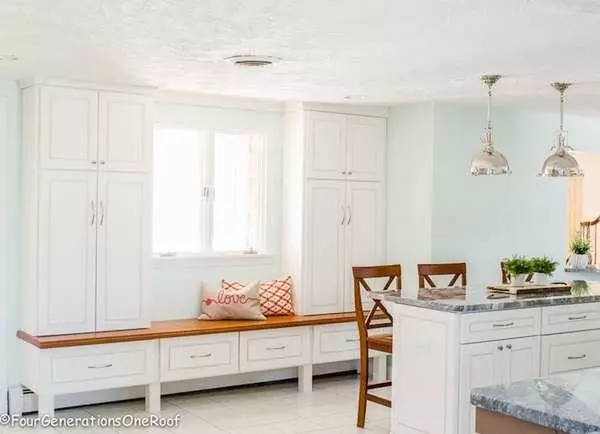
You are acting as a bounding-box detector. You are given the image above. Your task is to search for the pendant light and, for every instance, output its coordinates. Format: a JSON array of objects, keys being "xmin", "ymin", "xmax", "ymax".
[
  {"xmin": 539, "ymin": 83, "xmax": 583, "ymax": 177},
  {"xmin": 470, "ymin": 74, "xmax": 511, "ymax": 176}
]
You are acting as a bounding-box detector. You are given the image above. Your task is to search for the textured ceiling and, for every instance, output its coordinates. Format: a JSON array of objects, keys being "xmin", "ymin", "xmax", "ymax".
[{"xmin": 2, "ymin": 0, "xmax": 600, "ymax": 106}]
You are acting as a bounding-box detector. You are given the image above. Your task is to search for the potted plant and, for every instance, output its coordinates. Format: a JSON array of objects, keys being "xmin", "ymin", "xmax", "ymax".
[
  {"xmin": 503, "ymin": 256, "xmax": 532, "ymax": 286},
  {"xmin": 530, "ymin": 256, "xmax": 558, "ymax": 285},
  {"xmin": 569, "ymin": 237, "xmax": 591, "ymax": 270}
]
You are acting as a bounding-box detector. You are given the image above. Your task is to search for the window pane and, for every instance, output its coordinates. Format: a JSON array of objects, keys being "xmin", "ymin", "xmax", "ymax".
[
  {"xmin": 212, "ymin": 133, "xmax": 264, "ymax": 252},
  {"xmin": 153, "ymin": 127, "xmax": 206, "ymax": 254}
]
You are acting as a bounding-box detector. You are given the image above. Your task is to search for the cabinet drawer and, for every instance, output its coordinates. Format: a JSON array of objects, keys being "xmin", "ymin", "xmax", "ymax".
[
  {"xmin": 160, "ymin": 333, "xmax": 238, "ymax": 382},
  {"xmin": 541, "ymin": 303, "xmax": 600, "ymax": 334},
  {"xmin": 313, "ymin": 323, "xmax": 360, "ymax": 363},
  {"xmin": 240, "ymin": 327, "xmax": 311, "ymax": 372},
  {"xmin": 50, "ymin": 341, "xmax": 157, "ymax": 391},
  {"xmin": 541, "ymin": 330, "xmax": 600, "ymax": 375},
  {"xmin": 461, "ymin": 308, "xmax": 541, "ymax": 344}
]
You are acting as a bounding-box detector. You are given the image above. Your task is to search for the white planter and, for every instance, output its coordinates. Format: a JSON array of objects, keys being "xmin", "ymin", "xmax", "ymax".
[
  {"xmin": 510, "ymin": 274, "xmax": 528, "ymax": 287},
  {"xmin": 532, "ymin": 273, "xmax": 550, "ymax": 285},
  {"xmin": 569, "ymin": 254, "xmax": 589, "ymax": 270}
]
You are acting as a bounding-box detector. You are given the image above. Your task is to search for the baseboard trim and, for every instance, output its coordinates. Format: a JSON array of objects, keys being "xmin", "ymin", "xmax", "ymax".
[{"xmin": 21, "ymin": 360, "xmax": 359, "ymax": 414}]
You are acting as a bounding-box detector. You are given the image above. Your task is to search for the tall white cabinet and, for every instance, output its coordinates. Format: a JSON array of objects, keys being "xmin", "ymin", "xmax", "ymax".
[
  {"xmin": 22, "ymin": 82, "xmax": 153, "ymax": 336},
  {"xmin": 283, "ymin": 104, "xmax": 386, "ymax": 315}
]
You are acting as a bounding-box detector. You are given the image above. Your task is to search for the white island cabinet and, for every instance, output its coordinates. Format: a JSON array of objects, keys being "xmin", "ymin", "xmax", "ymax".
[{"xmin": 387, "ymin": 288, "xmax": 600, "ymax": 434}]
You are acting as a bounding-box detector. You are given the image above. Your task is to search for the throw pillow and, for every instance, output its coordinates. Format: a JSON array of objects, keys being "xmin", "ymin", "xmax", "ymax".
[
  {"xmin": 199, "ymin": 281, "xmax": 266, "ymax": 320},
  {"xmin": 222, "ymin": 276, "xmax": 295, "ymax": 316}
]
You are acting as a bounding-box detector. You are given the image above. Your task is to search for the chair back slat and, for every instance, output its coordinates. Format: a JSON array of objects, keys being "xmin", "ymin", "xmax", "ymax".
[
  {"xmin": 418, "ymin": 263, "xmax": 467, "ymax": 288},
  {"xmin": 352, "ymin": 265, "xmax": 401, "ymax": 340}
]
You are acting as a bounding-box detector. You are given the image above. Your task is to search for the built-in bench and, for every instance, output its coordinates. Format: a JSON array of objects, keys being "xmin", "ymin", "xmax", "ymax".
[{"xmin": 17, "ymin": 313, "xmax": 389, "ymax": 416}]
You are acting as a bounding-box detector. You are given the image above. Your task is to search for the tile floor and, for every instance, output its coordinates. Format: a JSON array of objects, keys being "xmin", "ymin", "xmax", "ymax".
[{"xmin": 4, "ymin": 374, "xmax": 391, "ymax": 434}]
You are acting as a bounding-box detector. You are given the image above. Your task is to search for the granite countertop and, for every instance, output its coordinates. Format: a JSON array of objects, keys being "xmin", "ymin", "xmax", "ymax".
[
  {"xmin": 471, "ymin": 368, "xmax": 600, "ymax": 433},
  {"xmin": 382, "ymin": 281, "xmax": 600, "ymax": 313}
]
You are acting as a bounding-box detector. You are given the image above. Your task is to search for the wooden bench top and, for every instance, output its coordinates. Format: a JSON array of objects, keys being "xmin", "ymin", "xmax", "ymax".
[{"xmin": 17, "ymin": 312, "xmax": 360, "ymax": 349}]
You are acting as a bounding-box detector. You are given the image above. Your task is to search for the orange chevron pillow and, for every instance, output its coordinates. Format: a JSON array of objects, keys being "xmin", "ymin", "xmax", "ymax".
[{"xmin": 222, "ymin": 276, "xmax": 295, "ymax": 316}]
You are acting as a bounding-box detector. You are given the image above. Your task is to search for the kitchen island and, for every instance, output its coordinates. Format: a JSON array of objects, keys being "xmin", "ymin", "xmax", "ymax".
[
  {"xmin": 471, "ymin": 367, "xmax": 600, "ymax": 433},
  {"xmin": 384, "ymin": 284, "xmax": 600, "ymax": 434}
]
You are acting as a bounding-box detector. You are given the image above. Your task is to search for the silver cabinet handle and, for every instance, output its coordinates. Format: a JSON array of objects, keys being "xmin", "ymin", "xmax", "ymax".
[
  {"xmin": 99, "ymin": 201, "xmax": 105, "ymax": 226},
  {"xmin": 341, "ymin": 207, "xmax": 346, "ymax": 225},
  {"xmin": 347, "ymin": 206, "xmax": 352, "ymax": 224},
  {"xmin": 568, "ymin": 315, "xmax": 588, "ymax": 321},
  {"xmin": 345, "ymin": 338, "xmax": 360, "ymax": 343},
  {"xmin": 190, "ymin": 353, "xmax": 212, "ymax": 359},
  {"xmin": 88, "ymin": 363, "xmax": 113, "ymax": 369},
  {"xmin": 90, "ymin": 161, "xmax": 97, "ymax": 165},
  {"xmin": 341, "ymin": 171, "xmax": 347, "ymax": 175},
  {"xmin": 568, "ymin": 354, "xmax": 587, "ymax": 360},
  {"xmin": 506, "ymin": 344, "xmax": 512, "ymax": 350},
  {"xmin": 90, "ymin": 201, "xmax": 96, "ymax": 226},
  {"xmin": 266, "ymin": 345, "xmax": 286, "ymax": 351},
  {"xmin": 99, "ymin": 161, "xmax": 106, "ymax": 165},
  {"xmin": 348, "ymin": 171, "xmax": 353, "ymax": 175},
  {"xmin": 497, "ymin": 345, "xmax": 504, "ymax": 351},
  {"xmin": 492, "ymin": 322, "xmax": 514, "ymax": 328}
]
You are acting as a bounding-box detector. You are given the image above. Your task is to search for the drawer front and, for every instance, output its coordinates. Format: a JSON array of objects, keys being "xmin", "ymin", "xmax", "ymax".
[
  {"xmin": 461, "ymin": 308, "xmax": 541, "ymax": 344},
  {"xmin": 50, "ymin": 341, "xmax": 157, "ymax": 389},
  {"xmin": 542, "ymin": 303, "xmax": 600, "ymax": 334},
  {"xmin": 541, "ymin": 330, "xmax": 600, "ymax": 375},
  {"xmin": 160, "ymin": 333, "xmax": 239, "ymax": 382},
  {"xmin": 240, "ymin": 327, "xmax": 311, "ymax": 372},
  {"xmin": 313, "ymin": 323, "xmax": 360, "ymax": 363}
]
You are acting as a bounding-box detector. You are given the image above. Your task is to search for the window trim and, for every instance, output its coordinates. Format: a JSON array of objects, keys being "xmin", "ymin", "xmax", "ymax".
[{"xmin": 152, "ymin": 252, "xmax": 276, "ymax": 268}]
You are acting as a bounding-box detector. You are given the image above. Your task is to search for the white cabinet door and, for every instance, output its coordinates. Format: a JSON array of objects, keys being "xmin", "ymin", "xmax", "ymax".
[
  {"xmin": 96, "ymin": 172, "xmax": 151, "ymax": 331},
  {"xmin": 459, "ymin": 341, "xmax": 504, "ymax": 434},
  {"xmin": 304, "ymin": 180, "xmax": 346, "ymax": 314},
  {"xmin": 504, "ymin": 336, "xmax": 540, "ymax": 385},
  {"xmin": 346, "ymin": 115, "xmax": 386, "ymax": 182},
  {"xmin": 305, "ymin": 111, "xmax": 347, "ymax": 180},
  {"xmin": 39, "ymin": 87, "xmax": 99, "ymax": 170},
  {"xmin": 343, "ymin": 181, "xmax": 385, "ymax": 312},
  {"xmin": 541, "ymin": 330, "xmax": 600, "ymax": 376},
  {"xmin": 99, "ymin": 92, "xmax": 152, "ymax": 173},
  {"xmin": 37, "ymin": 171, "xmax": 97, "ymax": 335}
]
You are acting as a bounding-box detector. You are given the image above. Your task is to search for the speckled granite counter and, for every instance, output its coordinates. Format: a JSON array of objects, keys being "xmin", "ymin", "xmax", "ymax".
[
  {"xmin": 383, "ymin": 281, "xmax": 600, "ymax": 312},
  {"xmin": 471, "ymin": 368, "xmax": 600, "ymax": 433}
]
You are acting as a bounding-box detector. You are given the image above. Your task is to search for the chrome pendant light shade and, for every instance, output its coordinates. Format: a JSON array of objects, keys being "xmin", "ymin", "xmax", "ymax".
[
  {"xmin": 470, "ymin": 75, "xmax": 511, "ymax": 176},
  {"xmin": 539, "ymin": 83, "xmax": 583, "ymax": 177}
]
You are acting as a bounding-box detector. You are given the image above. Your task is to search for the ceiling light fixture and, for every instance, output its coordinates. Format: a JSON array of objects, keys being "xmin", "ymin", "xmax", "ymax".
[
  {"xmin": 538, "ymin": 82, "xmax": 583, "ymax": 177},
  {"xmin": 470, "ymin": 74, "xmax": 511, "ymax": 176},
  {"xmin": 225, "ymin": 55, "xmax": 280, "ymax": 68}
]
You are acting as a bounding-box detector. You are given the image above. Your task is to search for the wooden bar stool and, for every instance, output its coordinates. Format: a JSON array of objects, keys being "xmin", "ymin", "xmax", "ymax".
[
  {"xmin": 418, "ymin": 262, "xmax": 467, "ymax": 288},
  {"xmin": 352, "ymin": 264, "xmax": 401, "ymax": 428}
]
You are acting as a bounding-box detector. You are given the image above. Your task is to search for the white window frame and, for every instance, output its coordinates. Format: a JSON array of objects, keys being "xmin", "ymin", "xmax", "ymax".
[{"xmin": 152, "ymin": 124, "xmax": 270, "ymax": 262}]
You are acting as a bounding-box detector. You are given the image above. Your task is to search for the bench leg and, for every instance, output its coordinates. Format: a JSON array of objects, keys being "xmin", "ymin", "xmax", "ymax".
[
  {"xmin": 298, "ymin": 364, "xmax": 313, "ymax": 393},
  {"xmin": 37, "ymin": 394, "xmax": 54, "ymax": 418},
  {"xmin": 372, "ymin": 355, "xmax": 388, "ymax": 382},
  {"xmin": 145, "ymin": 382, "xmax": 161, "ymax": 415}
]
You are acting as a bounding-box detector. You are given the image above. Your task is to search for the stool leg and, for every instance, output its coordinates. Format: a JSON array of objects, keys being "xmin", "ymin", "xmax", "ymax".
[{"xmin": 357, "ymin": 350, "xmax": 368, "ymax": 428}]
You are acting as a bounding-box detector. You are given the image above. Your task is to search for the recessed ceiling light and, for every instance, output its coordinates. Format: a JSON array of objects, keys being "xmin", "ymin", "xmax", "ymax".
[
  {"xmin": 224, "ymin": 55, "xmax": 280, "ymax": 68},
  {"xmin": 0, "ymin": 54, "xmax": 19, "ymax": 62}
]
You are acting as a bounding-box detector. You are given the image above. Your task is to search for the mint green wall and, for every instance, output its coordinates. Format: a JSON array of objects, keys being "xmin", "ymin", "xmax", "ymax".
[
  {"xmin": 0, "ymin": 80, "xmax": 20, "ymax": 390},
  {"xmin": 387, "ymin": 104, "xmax": 435, "ymax": 292},
  {"xmin": 388, "ymin": 101, "xmax": 600, "ymax": 291}
]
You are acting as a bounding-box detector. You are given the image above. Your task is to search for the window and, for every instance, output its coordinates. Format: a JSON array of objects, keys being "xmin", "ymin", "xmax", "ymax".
[{"xmin": 153, "ymin": 126, "xmax": 267, "ymax": 256}]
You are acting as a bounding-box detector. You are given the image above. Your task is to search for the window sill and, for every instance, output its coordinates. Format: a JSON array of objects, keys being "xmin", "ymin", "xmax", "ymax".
[{"xmin": 152, "ymin": 253, "xmax": 276, "ymax": 269}]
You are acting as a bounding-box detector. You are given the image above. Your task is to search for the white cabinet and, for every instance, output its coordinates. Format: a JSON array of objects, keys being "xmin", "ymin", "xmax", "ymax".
[
  {"xmin": 21, "ymin": 82, "xmax": 153, "ymax": 336},
  {"xmin": 96, "ymin": 173, "xmax": 151, "ymax": 331},
  {"xmin": 343, "ymin": 181, "xmax": 385, "ymax": 311},
  {"xmin": 459, "ymin": 336, "xmax": 540, "ymax": 434},
  {"xmin": 305, "ymin": 111, "xmax": 385, "ymax": 182},
  {"xmin": 39, "ymin": 87, "xmax": 99, "ymax": 170},
  {"xmin": 99, "ymin": 92, "xmax": 152, "ymax": 172},
  {"xmin": 305, "ymin": 180, "xmax": 346, "ymax": 314},
  {"xmin": 37, "ymin": 171, "xmax": 98, "ymax": 334},
  {"xmin": 283, "ymin": 104, "xmax": 387, "ymax": 316},
  {"xmin": 306, "ymin": 111, "xmax": 347, "ymax": 180}
]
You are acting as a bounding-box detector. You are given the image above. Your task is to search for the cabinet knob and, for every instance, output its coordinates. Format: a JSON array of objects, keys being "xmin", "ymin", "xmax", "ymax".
[
  {"xmin": 348, "ymin": 171, "xmax": 353, "ymax": 175},
  {"xmin": 90, "ymin": 161, "xmax": 97, "ymax": 165},
  {"xmin": 497, "ymin": 345, "xmax": 504, "ymax": 351},
  {"xmin": 506, "ymin": 344, "xmax": 512, "ymax": 350},
  {"xmin": 341, "ymin": 171, "xmax": 347, "ymax": 175}
]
